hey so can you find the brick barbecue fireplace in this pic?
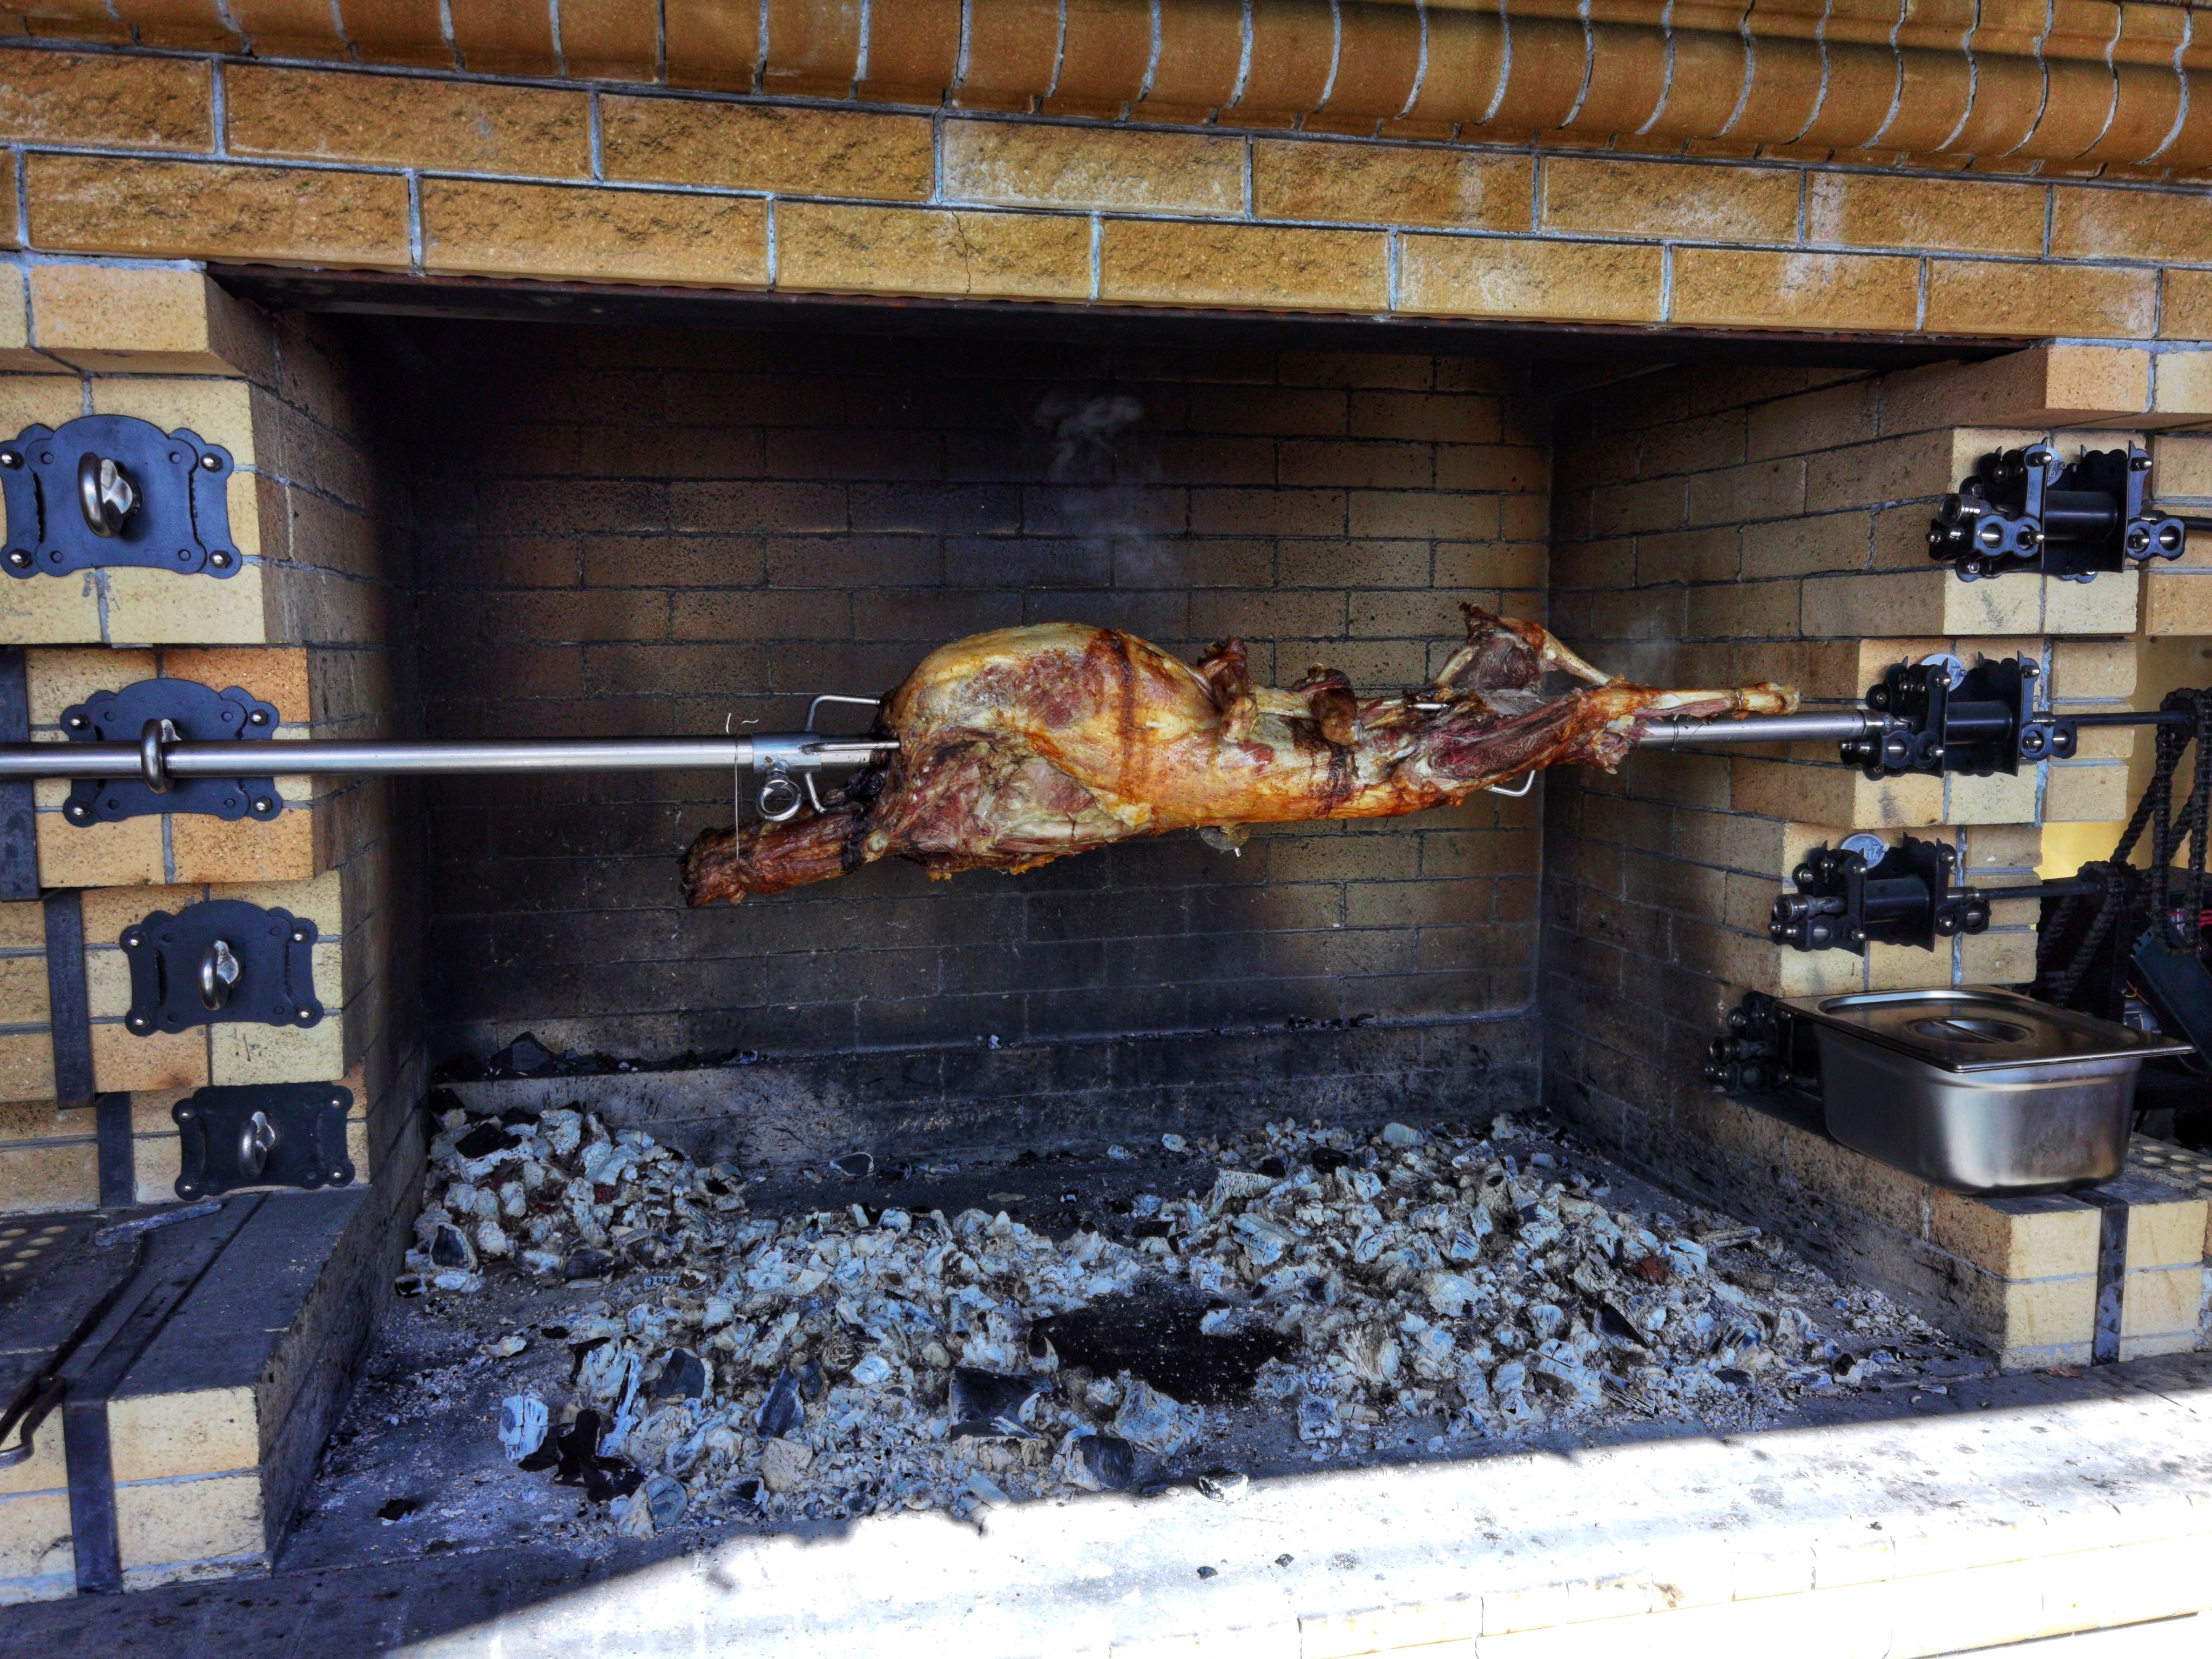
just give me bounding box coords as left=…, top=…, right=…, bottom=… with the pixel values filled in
left=1, top=5, right=2211, bottom=1650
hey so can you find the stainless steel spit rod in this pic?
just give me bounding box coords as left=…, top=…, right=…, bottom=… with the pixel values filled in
left=0, top=710, right=1870, bottom=782
left=0, top=735, right=902, bottom=781
left=0, top=710, right=1873, bottom=786
left=1635, top=710, right=1889, bottom=748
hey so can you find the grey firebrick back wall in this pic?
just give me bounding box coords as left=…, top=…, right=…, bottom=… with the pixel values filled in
left=393, top=320, right=1549, bottom=1142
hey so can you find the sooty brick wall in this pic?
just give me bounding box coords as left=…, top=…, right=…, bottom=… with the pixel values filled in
left=388, top=319, right=1547, bottom=1100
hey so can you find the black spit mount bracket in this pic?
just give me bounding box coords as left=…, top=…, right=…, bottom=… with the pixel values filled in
left=1927, top=442, right=2188, bottom=583
left=174, top=1083, right=354, bottom=1199
left=1, top=416, right=239, bottom=579
left=1769, top=834, right=1990, bottom=955
left=62, top=678, right=283, bottom=827
left=122, top=899, right=322, bottom=1036
left=1703, top=992, right=1820, bottom=1095
left=1843, top=655, right=2041, bottom=778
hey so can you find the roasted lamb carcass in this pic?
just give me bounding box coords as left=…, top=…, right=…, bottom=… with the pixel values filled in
left=683, top=607, right=1792, bottom=904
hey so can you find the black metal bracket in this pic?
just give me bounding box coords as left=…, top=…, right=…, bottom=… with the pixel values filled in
left=122, top=900, right=321, bottom=1036
left=1769, top=834, right=1990, bottom=954
left=1704, top=992, right=1821, bottom=1094
left=1845, top=656, right=2036, bottom=778
left=0, top=416, right=239, bottom=580
left=174, top=1084, right=354, bottom=1199
left=62, top=678, right=282, bottom=827
left=1927, top=442, right=2194, bottom=583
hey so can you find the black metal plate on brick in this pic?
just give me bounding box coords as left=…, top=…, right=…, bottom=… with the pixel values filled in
left=0, top=416, right=239, bottom=579
left=62, top=678, right=282, bottom=827
left=122, top=900, right=322, bottom=1035
left=174, top=1085, right=354, bottom=1199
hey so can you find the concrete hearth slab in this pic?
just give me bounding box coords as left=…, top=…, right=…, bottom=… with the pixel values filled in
left=399, top=1355, right=2212, bottom=1658
left=4, top=1353, right=2208, bottom=1657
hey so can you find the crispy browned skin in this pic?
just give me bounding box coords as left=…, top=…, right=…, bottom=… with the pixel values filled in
left=683, top=607, right=1793, bottom=904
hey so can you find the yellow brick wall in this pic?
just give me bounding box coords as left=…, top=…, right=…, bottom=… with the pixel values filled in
left=1541, top=346, right=2206, bottom=1363
left=0, top=269, right=419, bottom=1222
left=1, top=28, right=2211, bottom=346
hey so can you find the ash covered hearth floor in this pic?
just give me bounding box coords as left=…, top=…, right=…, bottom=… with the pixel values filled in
left=7, top=1112, right=2211, bottom=1657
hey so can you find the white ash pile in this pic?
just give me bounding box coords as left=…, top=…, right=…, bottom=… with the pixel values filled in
left=1179, top=1116, right=1822, bottom=1441
left=400, top=1103, right=1889, bottom=1537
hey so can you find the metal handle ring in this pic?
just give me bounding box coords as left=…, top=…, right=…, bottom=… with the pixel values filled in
left=77, top=454, right=138, bottom=538
left=139, top=718, right=177, bottom=794
left=238, top=1109, right=276, bottom=1179
left=756, top=766, right=803, bottom=822
left=199, top=939, right=240, bottom=1011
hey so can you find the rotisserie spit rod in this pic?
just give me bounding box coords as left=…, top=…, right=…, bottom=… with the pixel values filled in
left=0, top=698, right=904, bottom=824
left=0, top=709, right=1882, bottom=785
left=0, top=736, right=902, bottom=777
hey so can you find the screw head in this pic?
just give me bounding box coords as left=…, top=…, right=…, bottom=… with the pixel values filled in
left=247, top=709, right=268, bottom=725
left=4, top=550, right=29, bottom=569
left=199, top=453, right=222, bottom=471
left=0, top=452, right=17, bottom=468
left=208, top=550, right=233, bottom=569
left=65, top=802, right=89, bottom=820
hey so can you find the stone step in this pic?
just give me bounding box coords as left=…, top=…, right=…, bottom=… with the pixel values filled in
left=0, top=1185, right=394, bottom=1602
left=358, top=1354, right=2212, bottom=1656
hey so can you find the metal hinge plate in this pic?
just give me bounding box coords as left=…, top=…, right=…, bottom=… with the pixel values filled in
left=63, top=678, right=282, bottom=827
left=122, top=900, right=322, bottom=1036
left=1, top=416, right=239, bottom=579
left=174, top=1084, right=354, bottom=1200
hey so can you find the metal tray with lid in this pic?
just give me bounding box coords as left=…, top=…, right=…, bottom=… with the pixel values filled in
left=1778, top=986, right=2194, bottom=1195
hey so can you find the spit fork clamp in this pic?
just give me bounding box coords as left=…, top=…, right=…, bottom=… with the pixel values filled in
left=741, top=696, right=899, bottom=823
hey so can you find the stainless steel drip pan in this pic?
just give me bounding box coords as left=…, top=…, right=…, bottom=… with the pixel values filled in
left=1778, top=987, right=2194, bottom=1195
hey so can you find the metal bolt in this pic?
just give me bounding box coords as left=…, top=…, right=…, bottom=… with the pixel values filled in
left=292, top=928, right=308, bottom=942
left=247, top=709, right=268, bottom=725
left=4, top=550, right=29, bottom=569
left=64, top=713, right=86, bottom=731
left=65, top=803, right=89, bottom=820
left=199, top=453, right=222, bottom=471
left=0, top=452, right=18, bottom=469
left=208, top=550, right=233, bottom=569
